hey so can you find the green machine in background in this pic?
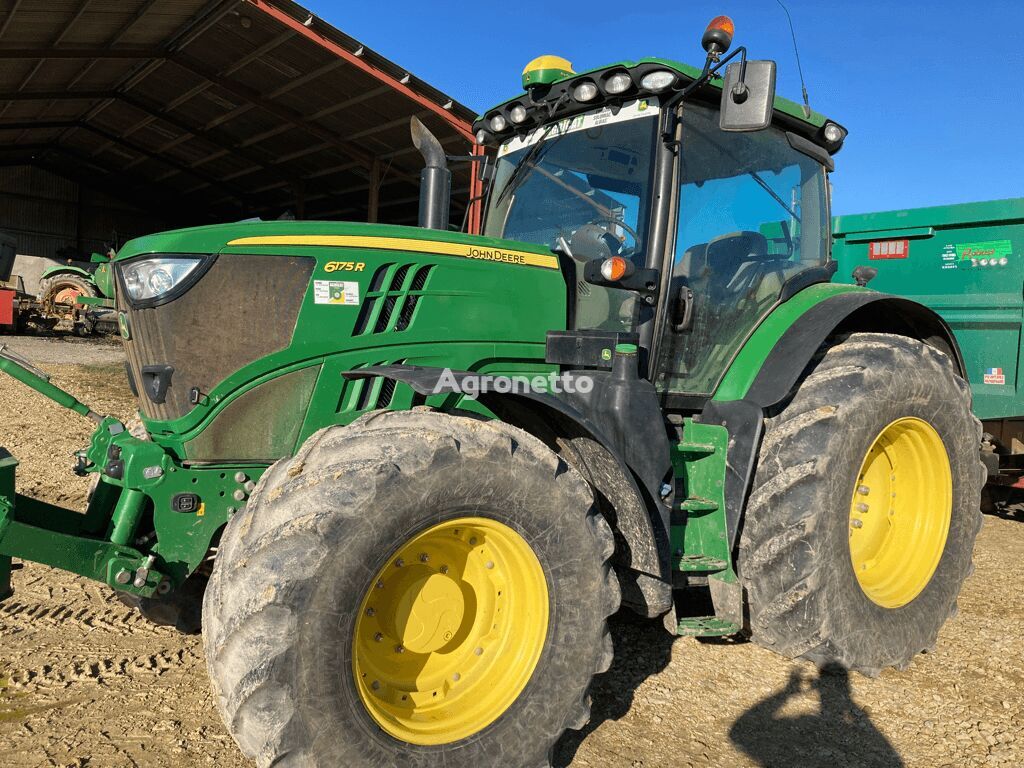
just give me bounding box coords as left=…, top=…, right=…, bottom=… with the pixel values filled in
left=833, top=198, right=1024, bottom=502
left=0, top=15, right=988, bottom=767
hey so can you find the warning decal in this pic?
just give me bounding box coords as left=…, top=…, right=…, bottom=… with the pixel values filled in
left=314, top=280, right=359, bottom=305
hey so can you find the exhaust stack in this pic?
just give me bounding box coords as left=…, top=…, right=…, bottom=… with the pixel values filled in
left=410, top=117, right=451, bottom=231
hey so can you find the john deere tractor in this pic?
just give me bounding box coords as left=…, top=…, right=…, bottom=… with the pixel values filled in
left=0, top=17, right=982, bottom=768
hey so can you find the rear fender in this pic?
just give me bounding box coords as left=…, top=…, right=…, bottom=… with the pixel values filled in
left=40, top=265, right=95, bottom=282
left=707, top=285, right=964, bottom=549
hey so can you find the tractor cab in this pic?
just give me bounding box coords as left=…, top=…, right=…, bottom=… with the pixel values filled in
left=471, top=18, right=847, bottom=404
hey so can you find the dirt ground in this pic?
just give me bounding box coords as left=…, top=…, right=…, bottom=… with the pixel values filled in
left=0, top=337, right=1021, bottom=768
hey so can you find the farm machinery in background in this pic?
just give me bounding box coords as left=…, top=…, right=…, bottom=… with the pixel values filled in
left=0, top=233, right=117, bottom=335
left=833, top=198, right=1024, bottom=509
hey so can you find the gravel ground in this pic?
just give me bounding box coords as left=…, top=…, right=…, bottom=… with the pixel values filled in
left=0, top=338, right=1021, bottom=767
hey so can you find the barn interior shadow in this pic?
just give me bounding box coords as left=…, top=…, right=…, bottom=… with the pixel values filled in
left=552, top=611, right=675, bottom=767
left=729, top=664, right=904, bottom=768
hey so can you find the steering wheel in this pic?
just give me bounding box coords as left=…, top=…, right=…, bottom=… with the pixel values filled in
left=588, top=215, right=639, bottom=253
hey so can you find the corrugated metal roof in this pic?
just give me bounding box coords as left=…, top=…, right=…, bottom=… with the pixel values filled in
left=0, top=0, right=478, bottom=228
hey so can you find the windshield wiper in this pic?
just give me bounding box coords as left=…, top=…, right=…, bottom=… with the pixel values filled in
left=494, top=127, right=562, bottom=206
left=747, top=170, right=800, bottom=221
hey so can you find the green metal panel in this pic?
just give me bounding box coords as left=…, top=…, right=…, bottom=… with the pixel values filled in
left=712, top=283, right=868, bottom=402
left=833, top=198, right=1024, bottom=420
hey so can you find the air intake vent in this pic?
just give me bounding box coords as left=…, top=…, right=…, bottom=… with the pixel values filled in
left=341, top=360, right=406, bottom=414
left=351, top=263, right=434, bottom=336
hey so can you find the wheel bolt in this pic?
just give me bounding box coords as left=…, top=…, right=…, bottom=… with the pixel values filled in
left=469, top=537, right=478, bottom=546
left=374, top=632, right=383, bottom=642
left=855, top=502, right=869, bottom=513
left=440, top=565, right=449, bottom=575
left=452, top=673, right=461, bottom=682
left=365, top=607, right=375, bottom=617
left=485, top=561, right=494, bottom=570
left=376, top=580, right=384, bottom=589
left=851, top=519, right=864, bottom=529
left=419, top=553, right=429, bottom=563
left=395, top=558, right=404, bottom=568
left=395, top=645, right=405, bottom=654
left=857, top=485, right=870, bottom=495
left=371, top=680, right=380, bottom=690
left=474, top=647, right=483, bottom=656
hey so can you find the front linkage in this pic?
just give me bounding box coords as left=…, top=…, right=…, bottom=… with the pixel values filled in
left=0, top=346, right=262, bottom=603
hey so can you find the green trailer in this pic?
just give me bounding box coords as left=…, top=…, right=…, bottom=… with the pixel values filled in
left=0, top=17, right=985, bottom=767
left=832, top=198, right=1024, bottom=503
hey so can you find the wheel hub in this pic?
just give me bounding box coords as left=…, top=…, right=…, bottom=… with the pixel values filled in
left=848, top=417, right=953, bottom=608
left=353, top=517, right=548, bottom=745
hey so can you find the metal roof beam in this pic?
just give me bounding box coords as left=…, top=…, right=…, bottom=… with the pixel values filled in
left=246, top=0, right=473, bottom=142
left=0, top=47, right=164, bottom=59
left=0, top=1, right=24, bottom=42
left=0, top=90, right=116, bottom=101
left=170, top=52, right=376, bottom=173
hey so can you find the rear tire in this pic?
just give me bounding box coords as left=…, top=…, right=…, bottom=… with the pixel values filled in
left=38, top=273, right=97, bottom=306
left=202, top=409, right=618, bottom=767
left=739, top=333, right=984, bottom=674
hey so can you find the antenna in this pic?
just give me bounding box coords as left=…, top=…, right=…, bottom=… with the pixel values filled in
left=774, top=0, right=811, bottom=117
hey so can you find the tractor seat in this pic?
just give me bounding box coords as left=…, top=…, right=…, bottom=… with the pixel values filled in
left=705, top=231, right=769, bottom=295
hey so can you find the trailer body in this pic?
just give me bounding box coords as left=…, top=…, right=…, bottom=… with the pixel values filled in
left=833, top=197, right=1024, bottom=489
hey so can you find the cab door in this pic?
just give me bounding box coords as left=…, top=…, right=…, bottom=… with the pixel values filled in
left=655, top=103, right=831, bottom=399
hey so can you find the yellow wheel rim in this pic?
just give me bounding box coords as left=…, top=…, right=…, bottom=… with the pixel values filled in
left=352, top=517, right=549, bottom=745
left=849, top=417, right=952, bottom=608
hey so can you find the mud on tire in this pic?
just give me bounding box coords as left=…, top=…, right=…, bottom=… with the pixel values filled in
left=739, top=332, right=984, bottom=674
left=202, top=409, right=619, bottom=768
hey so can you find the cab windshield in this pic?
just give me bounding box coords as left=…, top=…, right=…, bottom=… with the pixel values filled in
left=483, top=99, right=659, bottom=332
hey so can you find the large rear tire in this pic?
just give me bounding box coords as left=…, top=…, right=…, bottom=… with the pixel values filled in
left=202, top=409, right=618, bottom=767
left=739, top=332, right=984, bottom=674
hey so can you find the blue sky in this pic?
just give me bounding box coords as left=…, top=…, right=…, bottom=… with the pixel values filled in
left=303, top=1, right=1024, bottom=216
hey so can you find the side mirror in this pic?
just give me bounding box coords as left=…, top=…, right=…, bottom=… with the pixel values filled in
left=719, top=59, right=776, bottom=132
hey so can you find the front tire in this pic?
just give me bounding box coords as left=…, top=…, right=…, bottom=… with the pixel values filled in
left=203, top=409, right=618, bottom=767
left=739, top=333, right=984, bottom=674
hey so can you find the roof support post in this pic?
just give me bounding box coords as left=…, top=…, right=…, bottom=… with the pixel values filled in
left=367, top=157, right=381, bottom=223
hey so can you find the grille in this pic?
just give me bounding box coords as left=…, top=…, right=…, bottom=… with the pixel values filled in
left=352, top=263, right=434, bottom=337
left=120, top=253, right=314, bottom=421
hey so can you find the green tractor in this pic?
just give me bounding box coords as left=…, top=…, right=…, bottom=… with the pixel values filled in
left=0, top=17, right=982, bottom=767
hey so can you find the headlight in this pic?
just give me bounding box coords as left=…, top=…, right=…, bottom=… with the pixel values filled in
left=489, top=114, right=508, bottom=132
left=509, top=104, right=528, bottom=124
left=120, top=256, right=206, bottom=304
left=640, top=70, right=677, bottom=92
left=604, top=72, right=632, bottom=94
left=573, top=81, right=599, bottom=102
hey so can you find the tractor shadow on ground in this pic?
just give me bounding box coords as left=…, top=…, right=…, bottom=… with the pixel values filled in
left=552, top=611, right=675, bottom=767
left=729, top=664, right=904, bottom=768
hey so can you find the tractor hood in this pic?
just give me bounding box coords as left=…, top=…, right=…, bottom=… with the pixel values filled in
left=113, top=221, right=567, bottom=460
left=115, top=220, right=561, bottom=268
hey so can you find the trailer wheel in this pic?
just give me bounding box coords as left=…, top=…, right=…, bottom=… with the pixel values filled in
left=39, top=273, right=97, bottom=307
left=203, top=409, right=618, bottom=767
left=739, top=332, right=984, bottom=674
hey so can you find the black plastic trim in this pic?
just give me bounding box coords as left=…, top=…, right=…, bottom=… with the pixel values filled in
left=786, top=131, right=835, bottom=171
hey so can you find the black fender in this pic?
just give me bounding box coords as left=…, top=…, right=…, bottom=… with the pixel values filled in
left=703, top=291, right=965, bottom=551
left=343, top=365, right=675, bottom=612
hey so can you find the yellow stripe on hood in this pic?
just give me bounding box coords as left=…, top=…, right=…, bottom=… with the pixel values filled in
left=226, top=235, right=559, bottom=270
